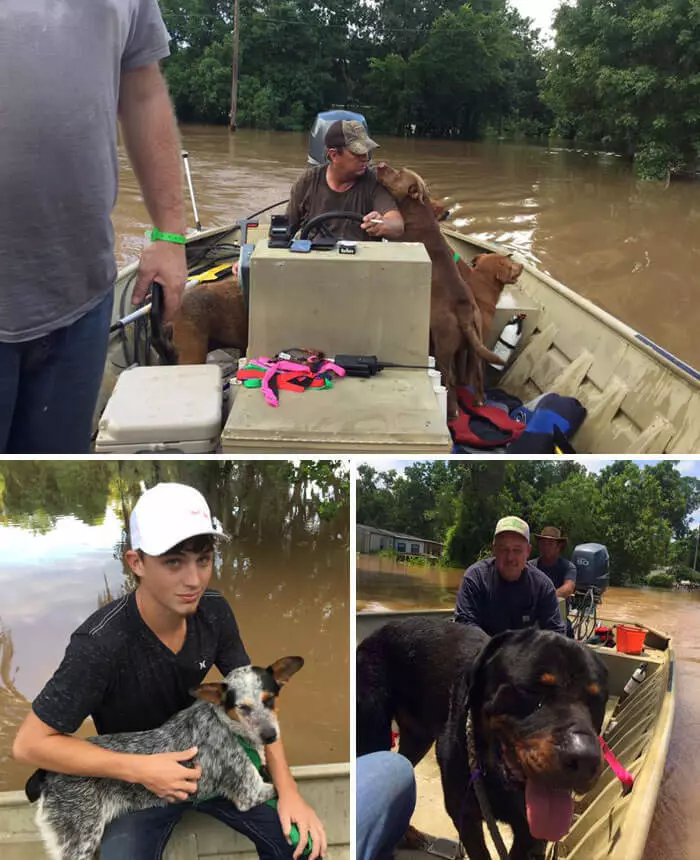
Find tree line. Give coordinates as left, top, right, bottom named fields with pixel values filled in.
left=357, top=460, right=700, bottom=586
left=158, top=0, right=700, bottom=178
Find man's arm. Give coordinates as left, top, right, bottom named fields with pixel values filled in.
left=266, top=739, right=327, bottom=860
left=454, top=570, right=486, bottom=630
left=556, top=561, right=577, bottom=599
left=361, top=209, right=404, bottom=239
left=13, top=711, right=201, bottom=802
left=538, top=580, right=566, bottom=635
left=118, top=62, right=187, bottom=322
left=286, top=173, right=308, bottom=233
left=556, top=580, right=576, bottom=599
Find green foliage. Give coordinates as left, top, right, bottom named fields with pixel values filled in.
left=542, top=0, right=700, bottom=174
left=646, top=571, right=675, bottom=588
left=157, top=0, right=548, bottom=140
left=357, top=461, right=699, bottom=586
left=668, top=562, right=699, bottom=581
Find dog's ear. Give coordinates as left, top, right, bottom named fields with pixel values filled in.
left=465, top=629, right=540, bottom=715
left=192, top=682, right=228, bottom=705
left=268, top=656, right=304, bottom=687
left=430, top=200, right=447, bottom=220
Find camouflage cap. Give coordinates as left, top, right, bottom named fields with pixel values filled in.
left=493, top=515, right=530, bottom=542
left=324, top=120, right=379, bottom=156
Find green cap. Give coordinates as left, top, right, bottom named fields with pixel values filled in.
left=494, top=515, right=530, bottom=542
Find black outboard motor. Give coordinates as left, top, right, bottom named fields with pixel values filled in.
left=308, top=109, right=370, bottom=166
left=571, top=543, right=610, bottom=596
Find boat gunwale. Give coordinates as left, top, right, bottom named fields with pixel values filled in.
left=113, top=222, right=699, bottom=390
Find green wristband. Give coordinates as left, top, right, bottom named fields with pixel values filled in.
left=147, top=228, right=187, bottom=245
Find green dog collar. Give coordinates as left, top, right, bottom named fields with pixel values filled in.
left=237, top=737, right=313, bottom=856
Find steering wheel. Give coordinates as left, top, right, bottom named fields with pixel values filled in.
left=299, top=210, right=366, bottom=240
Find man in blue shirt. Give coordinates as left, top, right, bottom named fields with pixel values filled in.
left=454, top=516, right=565, bottom=636
left=533, top=525, right=577, bottom=638
left=533, top=526, right=577, bottom=599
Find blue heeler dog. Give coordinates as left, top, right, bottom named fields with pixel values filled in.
left=25, top=656, right=304, bottom=860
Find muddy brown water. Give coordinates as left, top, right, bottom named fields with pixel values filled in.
left=357, top=555, right=700, bottom=860
left=115, top=127, right=700, bottom=370
left=0, top=490, right=349, bottom=794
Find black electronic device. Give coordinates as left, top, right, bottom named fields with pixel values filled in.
left=268, top=214, right=292, bottom=249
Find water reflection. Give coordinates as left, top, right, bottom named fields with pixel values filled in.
left=357, top=555, right=700, bottom=860
left=0, top=461, right=349, bottom=791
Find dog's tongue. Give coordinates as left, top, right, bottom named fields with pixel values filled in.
left=525, top=781, right=574, bottom=842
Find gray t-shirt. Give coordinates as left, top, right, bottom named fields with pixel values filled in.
left=0, top=0, right=170, bottom=342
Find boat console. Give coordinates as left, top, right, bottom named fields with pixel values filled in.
left=222, top=237, right=452, bottom=453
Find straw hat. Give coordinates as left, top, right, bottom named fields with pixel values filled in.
left=533, top=525, right=568, bottom=545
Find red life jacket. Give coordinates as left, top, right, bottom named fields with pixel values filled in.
left=449, top=387, right=526, bottom=448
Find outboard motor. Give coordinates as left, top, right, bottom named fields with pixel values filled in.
left=571, top=543, right=610, bottom=595
left=308, top=109, right=369, bottom=166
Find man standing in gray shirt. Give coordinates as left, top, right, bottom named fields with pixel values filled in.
left=0, top=0, right=187, bottom=453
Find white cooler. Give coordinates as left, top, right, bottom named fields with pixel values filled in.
left=95, top=365, right=222, bottom=454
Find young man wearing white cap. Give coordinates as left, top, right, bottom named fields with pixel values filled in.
left=286, top=119, right=404, bottom=242
left=454, top=515, right=566, bottom=636
left=13, top=483, right=326, bottom=860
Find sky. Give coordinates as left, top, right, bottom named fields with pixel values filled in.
left=511, top=0, right=560, bottom=40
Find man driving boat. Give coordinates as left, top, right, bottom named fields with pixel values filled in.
left=286, top=120, right=404, bottom=241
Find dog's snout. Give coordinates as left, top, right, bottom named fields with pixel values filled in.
left=559, top=732, right=601, bottom=783
left=261, top=729, right=278, bottom=745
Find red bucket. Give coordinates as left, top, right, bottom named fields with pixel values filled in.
left=616, top=624, right=647, bottom=654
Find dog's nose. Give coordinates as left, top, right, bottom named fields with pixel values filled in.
left=559, top=732, right=601, bottom=784
left=261, top=729, right=277, bottom=745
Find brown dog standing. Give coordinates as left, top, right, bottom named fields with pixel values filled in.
left=168, top=275, right=248, bottom=364
left=430, top=201, right=524, bottom=398
left=376, top=163, right=503, bottom=415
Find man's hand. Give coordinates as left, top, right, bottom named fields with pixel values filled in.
left=277, top=787, right=327, bottom=860
left=132, top=240, right=187, bottom=323
left=361, top=209, right=404, bottom=239
left=133, top=746, right=201, bottom=803
left=361, top=210, right=385, bottom=237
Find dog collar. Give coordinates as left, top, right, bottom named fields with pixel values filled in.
left=465, top=711, right=510, bottom=860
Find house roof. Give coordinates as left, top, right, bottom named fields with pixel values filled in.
left=357, top=524, right=444, bottom=546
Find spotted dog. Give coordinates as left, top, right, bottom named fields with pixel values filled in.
left=26, top=657, right=303, bottom=860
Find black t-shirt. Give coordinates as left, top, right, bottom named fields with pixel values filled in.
left=286, top=165, right=398, bottom=241
left=454, top=557, right=566, bottom=636
left=32, top=589, right=249, bottom=735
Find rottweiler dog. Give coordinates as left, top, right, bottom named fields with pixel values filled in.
left=357, top=618, right=608, bottom=859
left=357, top=617, right=489, bottom=762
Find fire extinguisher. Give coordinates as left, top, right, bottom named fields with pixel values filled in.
left=489, top=313, right=526, bottom=370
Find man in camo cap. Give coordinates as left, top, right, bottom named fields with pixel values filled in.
left=286, top=119, right=404, bottom=242
left=454, top=515, right=565, bottom=636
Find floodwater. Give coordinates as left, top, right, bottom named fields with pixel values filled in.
left=114, top=127, right=700, bottom=370
left=0, top=464, right=349, bottom=793
left=357, top=555, right=700, bottom=860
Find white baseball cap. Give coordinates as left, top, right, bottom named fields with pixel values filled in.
left=130, top=483, right=226, bottom=556
left=493, top=515, right=530, bottom=542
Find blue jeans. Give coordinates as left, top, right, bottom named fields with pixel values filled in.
left=356, top=752, right=416, bottom=860
left=100, top=796, right=295, bottom=860
left=0, top=291, right=112, bottom=453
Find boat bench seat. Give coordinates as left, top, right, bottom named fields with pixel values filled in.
left=602, top=695, right=620, bottom=735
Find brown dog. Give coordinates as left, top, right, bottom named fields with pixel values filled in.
left=376, top=163, right=503, bottom=414
left=168, top=275, right=248, bottom=364
left=430, top=201, right=524, bottom=398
